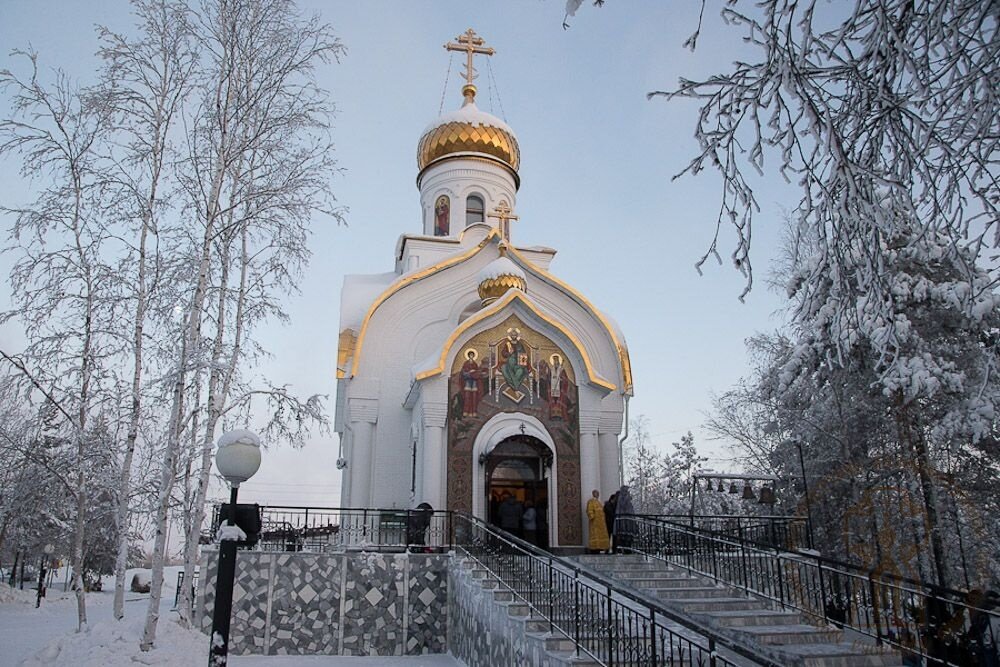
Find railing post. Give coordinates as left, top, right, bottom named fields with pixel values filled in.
left=606, top=583, right=614, bottom=666
left=573, top=569, right=581, bottom=653
left=649, top=608, right=657, bottom=665
left=817, top=558, right=829, bottom=624
left=777, top=554, right=786, bottom=607
left=548, top=555, right=555, bottom=635
left=868, top=571, right=883, bottom=646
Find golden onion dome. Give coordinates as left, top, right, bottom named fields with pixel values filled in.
left=417, top=85, right=520, bottom=181
left=477, top=254, right=527, bottom=306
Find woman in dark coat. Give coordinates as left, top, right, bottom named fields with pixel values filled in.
left=615, top=486, right=635, bottom=552
left=603, top=492, right=617, bottom=551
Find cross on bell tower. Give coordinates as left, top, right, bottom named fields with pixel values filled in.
left=488, top=201, right=519, bottom=242
left=445, top=28, right=495, bottom=103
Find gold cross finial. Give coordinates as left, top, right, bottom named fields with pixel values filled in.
left=488, top=201, right=519, bottom=242
left=445, top=28, right=495, bottom=102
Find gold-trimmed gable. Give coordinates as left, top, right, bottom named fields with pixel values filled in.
left=349, top=228, right=500, bottom=377
left=415, top=290, right=616, bottom=392
left=348, top=230, right=632, bottom=396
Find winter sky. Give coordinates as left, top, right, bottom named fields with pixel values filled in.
left=0, top=1, right=799, bottom=519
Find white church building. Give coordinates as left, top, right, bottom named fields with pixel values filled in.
left=335, top=30, right=633, bottom=548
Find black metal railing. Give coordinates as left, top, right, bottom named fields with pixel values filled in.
left=651, top=514, right=811, bottom=552
left=619, top=514, right=1000, bottom=667
left=209, top=505, right=453, bottom=552
left=452, top=513, right=780, bottom=667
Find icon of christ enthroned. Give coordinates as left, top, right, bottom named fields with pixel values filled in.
left=489, top=327, right=539, bottom=404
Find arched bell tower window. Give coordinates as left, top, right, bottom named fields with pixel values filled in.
left=466, top=194, right=485, bottom=226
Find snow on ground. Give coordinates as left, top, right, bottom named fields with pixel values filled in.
left=0, top=566, right=464, bottom=666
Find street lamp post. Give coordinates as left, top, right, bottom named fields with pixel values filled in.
left=209, top=430, right=261, bottom=667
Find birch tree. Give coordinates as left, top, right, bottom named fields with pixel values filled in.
left=0, top=52, right=114, bottom=630
left=95, top=0, right=197, bottom=621
left=140, top=0, right=341, bottom=648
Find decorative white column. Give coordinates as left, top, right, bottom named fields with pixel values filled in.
left=599, top=410, right=623, bottom=499
left=579, top=415, right=601, bottom=545
left=598, top=432, right=621, bottom=497
left=347, top=399, right=378, bottom=508
left=422, top=403, right=448, bottom=510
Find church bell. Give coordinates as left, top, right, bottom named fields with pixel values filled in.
left=758, top=487, right=776, bottom=505
left=742, top=484, right=755, bottom=500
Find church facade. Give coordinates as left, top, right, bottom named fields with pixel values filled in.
left=335, top=30, right=632, bottom=548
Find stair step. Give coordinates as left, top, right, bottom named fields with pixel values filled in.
left=740, top=624, right=843, bottom=645
left=779, top=642, right=904, bottom=667
left=699, top=609, right=803, bottom=627
left=654, top=586, right=734, bottom=599
left=617, top=575, right=705, bottom=589
left=673, top=597, right=773, bottom=613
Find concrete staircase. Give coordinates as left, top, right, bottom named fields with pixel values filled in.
left=575, top=554, right=904, bottom=667
left=454, top=555, right=600, bottom=666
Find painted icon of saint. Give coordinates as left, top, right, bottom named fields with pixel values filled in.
left=549, top=354, right=570, bottom=420
left=460, top=349, right=481, bottom=417
left=434, top=195, right=450, bottom=236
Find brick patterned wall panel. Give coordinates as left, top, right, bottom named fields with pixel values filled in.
left=198, top=550, right=446, bottom=657
left=197, top=551, right=218, bottom=635
left=228, top=553, right=273, bottom=654
left=406, top=554, right=449, bottom=655
left=269, top=553, right=342, bottom=655
left=341, top=553, right=406, bottom=656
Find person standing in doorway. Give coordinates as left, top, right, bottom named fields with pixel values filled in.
left=522, top=501, right=538, bottom=546
left=587, top=490, right=611, bottom=554
left=498, top=492, right=523, bottom=539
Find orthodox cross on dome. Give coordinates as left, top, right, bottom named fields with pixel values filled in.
left=445, top=28, right=495, bottom=92
left=489, top=201, right=519, bottom=242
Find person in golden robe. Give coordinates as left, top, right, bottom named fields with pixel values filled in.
left=586, top=489, right=611, bottom=553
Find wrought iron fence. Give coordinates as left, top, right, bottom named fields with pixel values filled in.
left=453, top=513, right=780, bottom=667
left=209, top=505, right=453, bottom=552
left=650, top=514, right=811, bottom=552
left=620, top=514, right=1000, bottom=667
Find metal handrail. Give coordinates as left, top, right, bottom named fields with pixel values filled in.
left=639, top=513, right=811, bottom=551
left=453, top=512, right=781, bottom=667
left=618, top=514, right=1000, bottom=667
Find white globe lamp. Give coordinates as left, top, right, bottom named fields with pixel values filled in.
left=215, top=429, right=262, bottom=487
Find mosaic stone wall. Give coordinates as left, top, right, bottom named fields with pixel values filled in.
left=196, top=550, right=448, bottom=656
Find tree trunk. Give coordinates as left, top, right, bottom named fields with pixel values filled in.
left=114, top=211, right=151, bottom=621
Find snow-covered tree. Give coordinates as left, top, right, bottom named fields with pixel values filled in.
left=571, top=0, right=999, bottom=374
left=0, top=52, right=118, bottom=629
left=711, top=217, right=1000, bottom=587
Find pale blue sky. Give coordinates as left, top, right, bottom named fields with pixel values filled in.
left=0, top=1, right=795, bottom=511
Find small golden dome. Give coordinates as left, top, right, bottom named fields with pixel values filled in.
left=477, top=255, right=526, bottom=305
left=417, top=86, right=520, bottom=178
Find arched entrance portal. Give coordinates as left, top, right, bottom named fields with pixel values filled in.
left=485, top=435, right=551, bottom=550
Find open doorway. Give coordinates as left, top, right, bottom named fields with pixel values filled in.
left=484, top=435, right=551, bottom=550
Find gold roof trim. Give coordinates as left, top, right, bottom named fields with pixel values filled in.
left=336, top=328, right=358, bottom=379
left=349, top=228, right=501, bottom=378
left=414, top=290, right=616, bottom=392
left=507, top=245, right=635, bottom=395
left=347, top=231, right=633, bottom=395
